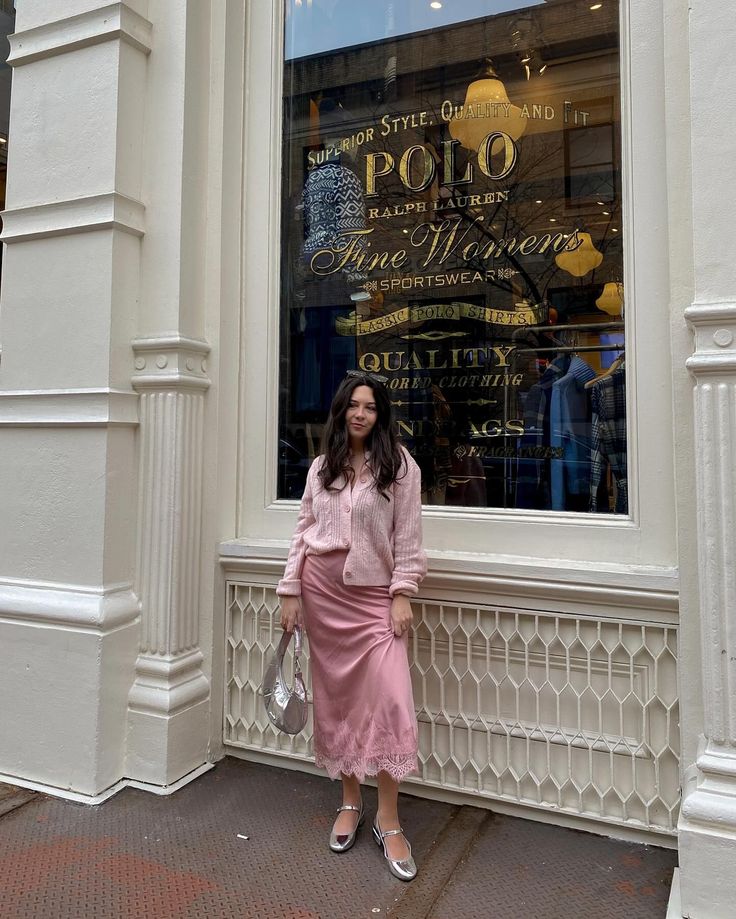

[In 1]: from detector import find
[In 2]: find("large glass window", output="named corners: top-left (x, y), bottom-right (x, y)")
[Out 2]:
top-left (278, 0), bottom-right (626, 514)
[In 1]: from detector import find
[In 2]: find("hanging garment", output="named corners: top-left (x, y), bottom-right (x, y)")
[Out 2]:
top-left (550, 355), bottom-right (596, 510)
top-left (516, 355), bottom-right (571, 509)
top-left (589, 367), bottom-right (627, 513)
top-left (303, 162), bottom-right (367, 282)
top-left (295, 308), bottom-right (322, 413)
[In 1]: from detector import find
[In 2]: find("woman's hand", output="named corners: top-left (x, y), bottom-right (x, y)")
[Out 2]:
top-left (280, 596), bottom-right (302, 633)
top-left (390, 594), bottom-right (413, 637)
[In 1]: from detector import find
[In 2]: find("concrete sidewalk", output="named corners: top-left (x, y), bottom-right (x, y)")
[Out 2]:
top-left (0, 758), bottom-right (676, 918)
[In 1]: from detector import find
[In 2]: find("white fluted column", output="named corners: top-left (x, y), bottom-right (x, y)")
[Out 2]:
top-left (127, 336), bottom-right (211, 784)
top-left (678, 304), bottom-right (736, 916)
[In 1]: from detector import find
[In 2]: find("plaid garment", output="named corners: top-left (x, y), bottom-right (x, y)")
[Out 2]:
top-left (589, 367), bottom-right (627, 513)
top-left (516, 355), bottom-right (571, 509)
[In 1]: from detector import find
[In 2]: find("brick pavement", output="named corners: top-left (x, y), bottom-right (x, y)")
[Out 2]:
top-left (0, 758), bottom-right (676, 918)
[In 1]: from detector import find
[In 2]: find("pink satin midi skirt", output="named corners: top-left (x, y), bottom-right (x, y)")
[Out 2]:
top-left (300, 550), bottom-right (418, 783)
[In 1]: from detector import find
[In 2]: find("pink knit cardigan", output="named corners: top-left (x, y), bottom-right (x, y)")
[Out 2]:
top-left (277, 446), bottom-right (427, 598)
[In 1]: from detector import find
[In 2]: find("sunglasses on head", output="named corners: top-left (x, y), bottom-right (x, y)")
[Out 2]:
top-left (345, 369), bottom-right (389, 384)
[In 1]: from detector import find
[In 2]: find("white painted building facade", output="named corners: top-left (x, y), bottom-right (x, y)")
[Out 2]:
top-left (0, 2), bottom-right (734, 915)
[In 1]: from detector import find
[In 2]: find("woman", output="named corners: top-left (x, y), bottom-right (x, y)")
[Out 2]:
top-left (277, 371), bottom-right (427, 881)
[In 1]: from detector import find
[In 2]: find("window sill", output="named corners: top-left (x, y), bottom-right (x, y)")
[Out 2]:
top-left (219, 538), bottom-right (678, 622)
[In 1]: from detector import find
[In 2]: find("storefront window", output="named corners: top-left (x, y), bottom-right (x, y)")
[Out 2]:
top-left (278, 0), bottom-right (626, 514)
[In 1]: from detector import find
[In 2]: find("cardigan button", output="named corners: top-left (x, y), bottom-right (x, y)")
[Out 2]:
top-left (343, 538), bottom-right (349, 546)
top-left (345, 505), bottom-right (351, 513)
top-left (345, 570), bottom-right (352, 578)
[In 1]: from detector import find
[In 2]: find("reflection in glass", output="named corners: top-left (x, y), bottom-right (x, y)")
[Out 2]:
top-left (278, 0), bottom-right (626, 514)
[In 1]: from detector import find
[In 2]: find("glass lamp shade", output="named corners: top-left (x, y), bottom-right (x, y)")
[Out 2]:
top-left (596, 281), bottom-right (624, 316)
top-left (449, 63), bottom-right (527, 153)
top-left (554, 232), bottom-right (603, 277)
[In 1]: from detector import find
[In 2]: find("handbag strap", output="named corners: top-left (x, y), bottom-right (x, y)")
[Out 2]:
top-left (292, 625), bottom-right (303, 676)
top-left (276, 625), bottom-right (303, 678)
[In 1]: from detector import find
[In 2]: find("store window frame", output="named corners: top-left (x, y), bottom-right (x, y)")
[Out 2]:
top-left (234, 0), bottom-right (677, 574)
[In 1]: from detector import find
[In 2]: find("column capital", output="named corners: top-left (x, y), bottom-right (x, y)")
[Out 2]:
top-left (685, 301), bottom-right (736, 376)
top-left (131, 336), bottom-right (211, 392)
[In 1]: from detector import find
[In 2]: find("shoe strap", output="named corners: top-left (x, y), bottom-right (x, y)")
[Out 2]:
top-left (336, 804), bottom-right (362, 813)
top-left (379, 827), bottom-right (404, 838)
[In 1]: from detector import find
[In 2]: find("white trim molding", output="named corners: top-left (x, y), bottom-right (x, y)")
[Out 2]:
top-left (7, 3), bottom-right (153, 67)
top-left (0, 578), bottom-right (140, 634)
top-left (128, 648), bottom-right (209, 717)
top-left (127, 336), bottom-right (212, 785)
top-left (0, 389), bottom-right (139, 427)
top-left (0, 762), bottom-right (215, 807)
top-left (0, 193), bottom-right (146, 243)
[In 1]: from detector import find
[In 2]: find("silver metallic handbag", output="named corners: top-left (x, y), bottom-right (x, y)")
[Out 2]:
top-left (260, 625), bottom-right (308, 734)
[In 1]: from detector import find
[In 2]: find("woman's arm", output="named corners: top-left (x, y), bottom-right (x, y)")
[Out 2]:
top-left (276, 463), bottom-right (317, 597)
top-left (389, 451), bottom-right (427, 598)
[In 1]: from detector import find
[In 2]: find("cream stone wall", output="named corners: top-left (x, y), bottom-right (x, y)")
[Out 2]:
top-left (0, 0), bottom-right (220, 798)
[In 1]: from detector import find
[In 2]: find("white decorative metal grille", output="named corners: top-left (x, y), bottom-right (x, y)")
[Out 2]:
top-left (225, 583), bottom-right (679, 835)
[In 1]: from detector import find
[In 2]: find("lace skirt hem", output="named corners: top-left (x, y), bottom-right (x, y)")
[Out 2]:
top-left (315, 750), bottom-right (418, 784)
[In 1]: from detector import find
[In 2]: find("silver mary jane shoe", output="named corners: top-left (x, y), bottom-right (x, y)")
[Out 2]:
top-left (372, 817), bottom-right (418, 881)
top-left (329, 802), bottom-right (365, 853)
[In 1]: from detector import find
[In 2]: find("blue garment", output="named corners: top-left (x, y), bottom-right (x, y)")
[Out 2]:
top-left (550, 356), bottom-right (596, 510)
top-left (516, 355), bottom-right (571, 509)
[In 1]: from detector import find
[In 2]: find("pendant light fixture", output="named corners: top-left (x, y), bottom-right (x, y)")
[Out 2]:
top-left (554, 232), bottom-right (603, 277)
top-left (449, 59), bottom-right (527, 154)
top-left (596, 281), bottom-right (624, 316)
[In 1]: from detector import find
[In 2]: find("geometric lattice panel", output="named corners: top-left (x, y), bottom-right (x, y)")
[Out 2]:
top-left (225, 584), bottom-right (315, 762)
top-left (225, 583), bottom-right (679, 835)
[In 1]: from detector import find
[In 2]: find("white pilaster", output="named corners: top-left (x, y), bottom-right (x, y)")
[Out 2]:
top-left (123, 0), bottom-right (215, 785)
top-left (126, 337), bottom-right (211, 783)
top-left (678, 304), bottom-right (736, 917)
top-left (676, 1), bottom-right (736, 915)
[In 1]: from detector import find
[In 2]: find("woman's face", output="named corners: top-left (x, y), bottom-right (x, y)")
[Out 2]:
top-left (345, 384), bottom-right (378, 445)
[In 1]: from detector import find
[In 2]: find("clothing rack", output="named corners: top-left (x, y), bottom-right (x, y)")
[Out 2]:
top-left (514, 321), bottom-right (624, 333)
top-left (515, 344), bottom-right (625, 354)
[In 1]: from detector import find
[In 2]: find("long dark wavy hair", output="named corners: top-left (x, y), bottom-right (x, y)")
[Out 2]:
top-left (318, 373), bottom-right (406, 498)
